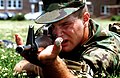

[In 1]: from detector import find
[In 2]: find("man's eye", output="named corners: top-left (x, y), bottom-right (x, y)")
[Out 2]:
top-left (62, 23), bottom-right (70, 28)
top-left (51, 25), bottom-right (55, 30)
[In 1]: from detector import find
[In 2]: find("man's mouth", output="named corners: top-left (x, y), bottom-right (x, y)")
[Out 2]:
top-left (62, 40), bottom-right (68, 45)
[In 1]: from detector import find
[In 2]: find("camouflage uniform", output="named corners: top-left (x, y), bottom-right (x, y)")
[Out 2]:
top-left (59, 19), bottom-right (120, 78)
top-left (28, 19), bottom-right (120, 78)
top-left (15, 19), bottom-right (120, 78)
top-left (14, 0), bottom-right (120, 77)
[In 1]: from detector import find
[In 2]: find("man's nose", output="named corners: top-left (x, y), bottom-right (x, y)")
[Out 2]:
top-left (55, 28), bottom-right (63, 37)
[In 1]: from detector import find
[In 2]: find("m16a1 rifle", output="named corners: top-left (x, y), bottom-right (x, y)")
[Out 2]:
top-left (16, 24), bottom-right (53, 66)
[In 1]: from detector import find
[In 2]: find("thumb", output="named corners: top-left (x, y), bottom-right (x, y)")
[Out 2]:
top-left (53, 37), bottom-right (63, 54)
top-left (15, 33), bottom-right (24, 45)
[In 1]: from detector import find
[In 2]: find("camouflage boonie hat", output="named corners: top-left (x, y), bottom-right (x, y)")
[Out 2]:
top-left (35, 0), bottom-right (86, 24)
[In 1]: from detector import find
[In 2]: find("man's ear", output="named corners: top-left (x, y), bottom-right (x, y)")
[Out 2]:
top-left (83, 12), bottom-right (90, 24)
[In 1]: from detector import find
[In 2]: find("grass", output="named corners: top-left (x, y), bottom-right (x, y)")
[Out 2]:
top-left (0, 20), bottom-right (41, 77)
top-left (94, 18), bottom-right (120, 29)
top-left (0, 20), bottom-right (42, 42)
top-left (0, 19), bottom-right (119, 77)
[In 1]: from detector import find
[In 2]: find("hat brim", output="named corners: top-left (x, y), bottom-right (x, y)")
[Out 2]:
top-left (35, 8), bottom-right (79, 24)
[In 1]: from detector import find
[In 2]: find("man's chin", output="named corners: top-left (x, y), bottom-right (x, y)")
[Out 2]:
top-left (62, 47), bottom-right (73, 52)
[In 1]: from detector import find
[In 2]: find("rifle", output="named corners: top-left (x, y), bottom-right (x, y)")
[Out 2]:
top-left (16, 24), bottom-right (53, 66)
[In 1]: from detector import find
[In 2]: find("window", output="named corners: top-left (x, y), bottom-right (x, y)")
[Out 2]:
top-left (0, 0), bottom-right (4, 9)
top-left (39, 1), bottom-right (43, 12)
top-left (18, 0), bottom-right (22, 7)
top-left (101, 5), bottom-right (110, 15)
top-left (118, 8), bottom-right (120, 15)
top-left (13, 1), bottom-right (16, 7)
top-left (29, 0), bottom-right (38, 3)
top-left (7, 0), bottom-right (22, 9)
top-left (8, 0), bottom-right (11, 7)
top-left (88, 5), bottom-right (94, 15)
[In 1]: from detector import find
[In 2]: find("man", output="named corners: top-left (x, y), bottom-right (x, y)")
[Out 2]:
top-left (14, 0), bottom-right (120, 78)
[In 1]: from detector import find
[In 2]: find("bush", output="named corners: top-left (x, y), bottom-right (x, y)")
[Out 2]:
top-left (11, 13), bottom-right (25, 21)
top-left (111, 15), bottom-right (120, 21)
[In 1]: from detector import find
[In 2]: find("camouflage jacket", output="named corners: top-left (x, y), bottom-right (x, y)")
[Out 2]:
top-left (15, 19), bottom-right (120, 78)
top-left (59, 19), bottom-right (120, 78)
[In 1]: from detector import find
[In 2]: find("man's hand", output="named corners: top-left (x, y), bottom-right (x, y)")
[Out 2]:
top-left (37, 37), bottom-right (63, 65)
top-left (15, 34), bottom-right (63, 66)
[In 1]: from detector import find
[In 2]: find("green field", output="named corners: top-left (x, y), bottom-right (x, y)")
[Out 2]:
top-left (0, 20), bottom-right (42, 77)
top-left (0, 19), bottom-right (120, 77)
top-left (0, 20), bottom-right (43, 42)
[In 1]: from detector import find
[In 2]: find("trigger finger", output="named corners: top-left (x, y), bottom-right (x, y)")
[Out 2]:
top-left (38, 47), bottom-right (44, 53)
top-left (15, 34), bottom-right (23, 45)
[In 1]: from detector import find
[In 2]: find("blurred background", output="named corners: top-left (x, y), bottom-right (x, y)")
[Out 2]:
top-left (0, 0), bottom-right (120, 20)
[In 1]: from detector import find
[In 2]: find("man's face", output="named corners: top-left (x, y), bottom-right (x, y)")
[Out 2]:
top-left (52, 15), bottom-right (85, 52)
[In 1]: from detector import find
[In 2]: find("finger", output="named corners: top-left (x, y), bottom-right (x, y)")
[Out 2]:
top-left (53, 37), bottom-right (63, 55)
top-left (37, 37), bottom-right (63, 61)
top-left (37, 47), bottom-right (45, 53)
top-left (15, 34), bottom-right (23, 45)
